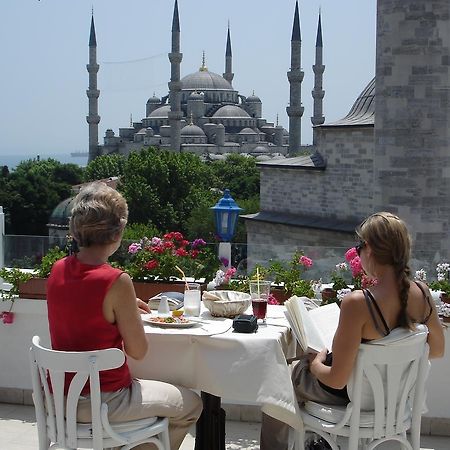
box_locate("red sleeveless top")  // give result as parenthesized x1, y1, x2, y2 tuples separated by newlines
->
(47, 255, 132, 393)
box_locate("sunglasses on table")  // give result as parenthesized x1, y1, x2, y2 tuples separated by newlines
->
(355, 241, 366, 256)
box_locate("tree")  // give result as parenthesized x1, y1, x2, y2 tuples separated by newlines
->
(84, 153, 126, 181)
(119, 148, 216, 234)
(1, 158, 83, 235)
(209, 154, 260, 200)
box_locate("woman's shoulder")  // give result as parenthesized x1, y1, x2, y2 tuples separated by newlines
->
(340, 289, 368, 314)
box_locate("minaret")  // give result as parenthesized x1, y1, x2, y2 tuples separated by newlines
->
(286, 1, 304, 154)
(168, 0, 183, 152)
(223, 23, 234, 85)
(311, 11, 325, 144)
(86, 13, 100, 163)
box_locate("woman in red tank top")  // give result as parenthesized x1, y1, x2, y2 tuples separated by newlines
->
(47, 182, 202, 450)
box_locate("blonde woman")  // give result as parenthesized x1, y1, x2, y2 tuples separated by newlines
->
(261, 211, 445, 450)
(47, 182, 202, 450)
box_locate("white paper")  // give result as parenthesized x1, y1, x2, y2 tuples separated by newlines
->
(285, 296, 340, 353)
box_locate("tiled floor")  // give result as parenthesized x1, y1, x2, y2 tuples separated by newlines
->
(1, 402, 449, 450)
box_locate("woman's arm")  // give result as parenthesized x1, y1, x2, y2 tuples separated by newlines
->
(106, 273, 149, 360)
(419, 283, 445, 359)
(310, 292, 366, 389)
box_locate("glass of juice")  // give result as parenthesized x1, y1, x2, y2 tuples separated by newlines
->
(249, 280, 271, 323)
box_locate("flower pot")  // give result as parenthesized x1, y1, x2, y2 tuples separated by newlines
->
(270, 287, 291, 305)
(321, 287, 337, 303)
(440, 293, 450, 304)
(18, 277, 48, 300)
(132, 281, 206, 301)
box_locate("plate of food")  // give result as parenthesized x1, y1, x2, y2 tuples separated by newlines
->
(143, 315, 198, 328)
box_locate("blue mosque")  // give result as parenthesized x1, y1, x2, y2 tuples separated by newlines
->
(86, 1, 324, 163)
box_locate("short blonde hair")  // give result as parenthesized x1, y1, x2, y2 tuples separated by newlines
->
(69, 182, 128, 247)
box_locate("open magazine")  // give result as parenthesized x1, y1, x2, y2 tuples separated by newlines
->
(284, 296, 340, 353)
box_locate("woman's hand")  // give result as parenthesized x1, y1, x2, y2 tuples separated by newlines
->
(136, 297, 150, 314)
(310, 349, 327, 377)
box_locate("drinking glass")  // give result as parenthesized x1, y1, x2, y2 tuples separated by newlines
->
(183, 283, 201, 317)
(249, 280, 271, 323)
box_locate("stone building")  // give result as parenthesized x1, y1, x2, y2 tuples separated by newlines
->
(86, 1, 322, 162)
(245, 0, 450, 270)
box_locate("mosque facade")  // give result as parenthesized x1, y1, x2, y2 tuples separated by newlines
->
(86, 1, 323, 163)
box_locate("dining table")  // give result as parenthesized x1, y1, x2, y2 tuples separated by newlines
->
(127, 303, 303, 450)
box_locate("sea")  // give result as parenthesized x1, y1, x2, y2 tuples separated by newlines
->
(0, 153, 88, 171)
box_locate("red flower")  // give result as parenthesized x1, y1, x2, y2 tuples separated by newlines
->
(175, 248, 189, 257)
(163, 241, 175, 249)
(151, 245, 165, 254)
(181, 239, 190, 247)
(144, 260, 159, 270)
(190, 249, 200, 259)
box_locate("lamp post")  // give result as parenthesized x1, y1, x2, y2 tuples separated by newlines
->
(211, 189, 242, 269)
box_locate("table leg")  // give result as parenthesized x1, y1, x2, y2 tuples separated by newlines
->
(194, 391, 226, 450)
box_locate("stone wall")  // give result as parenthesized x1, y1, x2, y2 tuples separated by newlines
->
(260, 126, 374, 222)
(374, 0, 450, 262)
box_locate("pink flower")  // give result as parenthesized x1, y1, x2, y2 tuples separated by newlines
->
(299, 255, 313, 268)
(128, 243, 142, 254)
(361, 274, 378, 289)
(268, 294, 279, 305)
(345, 247, 358, 262)
(224, 267, 237, 283)
(151, 237, 162, 246)
(2, 312, 14, 324)
(350, 256, 363, 277)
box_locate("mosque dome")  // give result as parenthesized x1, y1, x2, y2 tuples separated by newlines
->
(148, 105, 171, 118)
(181, 123, 206, 136)
(213, 105, 251, 118)
(49, 196, 76, 227)
(181, 70, 233, 91)
(325, 77, 375, 126)
(147, 94, 160, 104)
(239, 127, 257, 135)
(246, 93, 261, 103)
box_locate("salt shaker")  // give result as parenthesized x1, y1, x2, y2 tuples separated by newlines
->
(158, 295, 170, 316)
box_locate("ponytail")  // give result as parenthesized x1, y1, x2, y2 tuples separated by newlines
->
(397, 265, 412, 329)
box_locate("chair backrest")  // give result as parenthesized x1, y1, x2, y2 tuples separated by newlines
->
(347, 325, 429, 440)
(29, 335, 125, 449)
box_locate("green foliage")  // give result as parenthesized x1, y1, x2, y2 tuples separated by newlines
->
(120, 148, 214, 233)
(0, 268, 33, 300)
(123, 223, 161, 241)
(209, 154, 260, 199)
(251, 251, 314, 298)
(36, 246, 67, 278)
(84, 153, 126, 181)
(0, 158, 83, 235)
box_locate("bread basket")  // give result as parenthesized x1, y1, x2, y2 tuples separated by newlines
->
(202, 290, 251, 318)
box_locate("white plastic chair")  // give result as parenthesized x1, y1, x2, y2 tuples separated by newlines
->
(29, 335, 170, 450)
(295, 325, 429, 450)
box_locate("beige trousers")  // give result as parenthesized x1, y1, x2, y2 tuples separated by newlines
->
(77, 378, 203, 450)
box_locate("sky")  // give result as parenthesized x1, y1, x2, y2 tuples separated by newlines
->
(0, 0, 376, 158)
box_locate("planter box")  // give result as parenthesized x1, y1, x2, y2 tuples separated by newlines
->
(132, 280, 206, 301)
(18, 277, 48, 300)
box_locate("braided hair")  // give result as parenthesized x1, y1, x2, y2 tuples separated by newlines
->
(356, 212, 412, 329)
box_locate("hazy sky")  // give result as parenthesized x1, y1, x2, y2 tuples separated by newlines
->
(0, 0, 376, 156)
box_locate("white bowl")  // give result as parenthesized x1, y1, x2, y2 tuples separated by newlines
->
(202, 290, 251, 318)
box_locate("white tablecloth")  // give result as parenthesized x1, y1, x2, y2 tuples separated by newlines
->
(128, 304, 302, 430)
